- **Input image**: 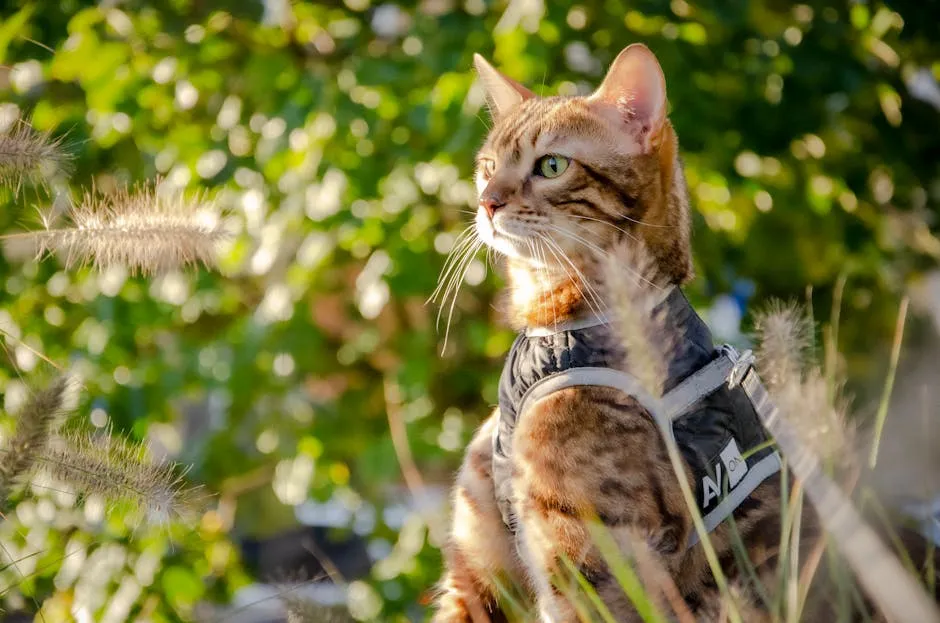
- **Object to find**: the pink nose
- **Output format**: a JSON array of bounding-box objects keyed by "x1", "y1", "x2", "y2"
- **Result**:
[{"x1": 479, "y1": 190, "x2": 507, "y2": 218}]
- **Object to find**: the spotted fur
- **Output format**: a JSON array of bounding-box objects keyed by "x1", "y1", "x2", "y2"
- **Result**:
[{"x1": 434, "y1": 45, "x2": 812, "y2": 622}]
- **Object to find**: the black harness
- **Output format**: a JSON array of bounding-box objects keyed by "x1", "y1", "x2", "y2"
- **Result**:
[{"x1": 492, "y1": 287, "x2": 780, "y2": 544}]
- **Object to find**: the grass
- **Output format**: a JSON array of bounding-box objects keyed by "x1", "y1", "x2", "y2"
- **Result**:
[
  {"x1": 461, "y1": 251, "x2": 940, "y2": 623},
  {"x1": 0, "y1": 119, "x2": 71, "y2": 191},
  {"x1": 0, "y1": 110, "x2": 221, "y2": 617},
  {"x1": 0, "y1": 182, "x2": 227, "y2": 275},
  {"x1": 868, "y1": 297, "x2": 909, "y2": 469}
]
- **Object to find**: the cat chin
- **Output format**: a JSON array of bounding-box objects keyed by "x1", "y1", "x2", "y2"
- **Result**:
[
  {"x1": 475, "y1": 210, "x2": 521, "y2": 258},
  {"x1": 480, "y1": 230, "x2": 524, "y2": 260}
]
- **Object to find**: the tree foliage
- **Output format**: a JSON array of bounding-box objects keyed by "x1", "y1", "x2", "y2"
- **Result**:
[{"x1": 0, "y1": 0, "x2": 937, "y2": 620}]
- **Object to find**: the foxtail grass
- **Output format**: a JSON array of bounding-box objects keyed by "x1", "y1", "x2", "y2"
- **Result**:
[
  {"x1": 755, "y1": 303, "x2": 855, "y2": 473},
  {"x1": 601, "y1": 241, "x2": 744, "y2": 623},
  {"x1": 282, "y1": 593, "x2": 345, "y2": 623},
  {"x1": 753, "y1": 302, "x2": 938, "y2": 623},
  {"x1": 753, "y1": 302, "x2": 814, "y2": 393},
  {"x1": 600, "y1": 242, "x2": 675, "y2": 397},
  {"x1": 0, "y1": 120, "x2": 71, "y2": 190},
  {"x1": 36, "y1": 430, "x2": 204, "y2": 524},
  {"x1": 0, "y1": 373, "x2": 78, "y2": 506},
  {"x1": 1, "y1": 182, "x2": 227, "y2": 275}
]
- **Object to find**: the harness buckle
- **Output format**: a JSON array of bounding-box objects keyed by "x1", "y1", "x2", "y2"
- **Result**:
[{"x1": 721, "y1": 344, "x2": 755, "y2": 389}]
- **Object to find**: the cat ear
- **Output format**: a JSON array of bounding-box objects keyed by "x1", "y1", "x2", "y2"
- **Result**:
[
  {"x1": 590, "y1": 44, "x2": 667, "y2": 152},
  {"x1": 473, "y1": 54, "x2": 534, "y2": 120}
]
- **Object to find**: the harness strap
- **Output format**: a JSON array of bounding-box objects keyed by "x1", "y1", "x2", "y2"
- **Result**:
[
  {"x1": 661, "y1": 351, "x2": 736, "y2": 423},
  {"x1": 517, "y1": 367, "x2": 664, "y2": 431},
  {"x1": 509, "y1": 345, "x2": 782, "y2": 548},
  {"x1": 692, "y1": 452, "x2": 781, "y2": 543},
  {"x1": 518, "y1": 348, "x2": 746, "y2": 433},
  {"x1": 525, "y1": 287, "x2": 677, "y2": 337}
]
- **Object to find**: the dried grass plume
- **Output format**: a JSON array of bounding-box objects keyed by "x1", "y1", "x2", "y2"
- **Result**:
[
  {"x1": 600, "y1": 240, "x2": 677, "y2": 397},
  {"x1": 0, "y1": 120, "x2": 72, "y2": 190},
  {"x1": 753, "y1": 302, "x2": 813, "y2": 393},
  {"x1": 751, "y1": 302, "x2": 937, "y2": 623},
  {"x1": 0, "y1": 373, "x2": 79, "y2": 505},
  {"x1": 753, "y1": 303, "x2": 855, "y2": 472},
  {"x1": 37, "y1": 430, "x2": 205, "y2": 524},
  {"x1": 1, "y1": 182, "x2": 227, "y2": 275}
]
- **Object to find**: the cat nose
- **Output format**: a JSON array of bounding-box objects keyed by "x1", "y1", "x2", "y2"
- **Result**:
[{"x1": 480, "y1": 189, "x2": 507, "y2": 218}]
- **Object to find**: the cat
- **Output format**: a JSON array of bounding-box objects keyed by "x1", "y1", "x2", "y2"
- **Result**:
[
  {"x1": 431, "y1": 43, "x2": 938, "y2": 622},
  {"x1": 431, "y1": 43, "x2": 808, "y2": 622}
]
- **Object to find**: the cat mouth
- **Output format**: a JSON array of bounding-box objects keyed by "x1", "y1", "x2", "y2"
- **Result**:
[
  {"x1": 475, "y1": 208, "x2": 531, "y2": 258},
  {"x1": 477, "y1": 207, "x2": 532, "y2": 239}
]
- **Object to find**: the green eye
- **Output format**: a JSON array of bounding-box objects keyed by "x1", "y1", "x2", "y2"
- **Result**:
[{"x1": 537, "y1": 155, "x2": 569, "y2": 178}]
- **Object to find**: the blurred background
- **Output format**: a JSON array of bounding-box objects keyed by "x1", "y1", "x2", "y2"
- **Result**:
[{"x1": 0, "y1": 0, "x2": 938, "y2": 621}]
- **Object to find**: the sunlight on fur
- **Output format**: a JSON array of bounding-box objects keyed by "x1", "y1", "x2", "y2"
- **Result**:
[{"x1": 433, "y1": 41, "x2": 940, "y2": 623}]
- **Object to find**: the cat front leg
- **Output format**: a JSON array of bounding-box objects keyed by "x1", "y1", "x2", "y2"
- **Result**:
[
  {"x1": 511, "y1": 387, "x2": 692, "y2": 622},
  {"x1": 434, "y1": 410, "x2": 519, "y2": 623}
]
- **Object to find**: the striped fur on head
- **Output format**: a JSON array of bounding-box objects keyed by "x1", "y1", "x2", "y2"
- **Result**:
[{"x1": 472, "y1": 45, "x2": 692, "y2": 329}]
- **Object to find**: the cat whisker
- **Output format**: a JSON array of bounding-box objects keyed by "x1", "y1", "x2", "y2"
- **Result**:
[
  {"x1": 567, "y1": 221, "x2": 664, "y2": 289},
  {"x1": 549, "y1": 245, "x2": 606, "y2": 323},
  {"x1": 430, "y1": 232, "x2": 477, "y2": 326},
  {"x1": 549, "y1": 225, "x2": 661, "y2": 292},
  {"x1": 568, "y1": 214, "x2": 640, "y2": 243},
  {"x1": 532, "y1": 238, "x2": 559, "y2": 331},
  {"x1": 540, "y1": 235, "x2": 606, "y2": 321},
  {"x1": 437, "y1": 236, "x2": 484, "y2": 352},
  {"x1": 428, "y1": 226, "x2": 478, "y2": 304},
  {"x1": 546, "y1": 224, "x2": 610, "y2": 260},
  {"x1": 541, "y1": 228, "x2": 621, "y2": 316},
  {"x1": 436, "y1": 238, "x2": 480, "y2": 326},
  {"x1": 612, "y1": 212, "x2": 674, "y2": 229}
]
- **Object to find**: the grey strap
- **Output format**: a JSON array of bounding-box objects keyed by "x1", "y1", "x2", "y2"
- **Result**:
[
  {"x1": 518, "y1": 350, "x2": 742, "y2": 435},
  {"x1": 517, "y1": 367, "x2": 666, "y2": 430},
  {"x1": 525, "y1": 313, "x2": 610, "y2": 337},
  {"x1": 740, "y1": 368, "x2": 783, "y2": 435},
  {"x1": 525, "y1": 286, "x2": 676, "y2": 337},
  {"x1": 661, "y1": 354, "x2": 736, "y2": 422},
  {"x1": 689, "y1": 451, "x2": 781, "y2": 546}
]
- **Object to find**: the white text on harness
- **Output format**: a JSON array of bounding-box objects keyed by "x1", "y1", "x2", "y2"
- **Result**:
[{"x1": 702, "y1": 438, "x2": 749, "y2": 508}]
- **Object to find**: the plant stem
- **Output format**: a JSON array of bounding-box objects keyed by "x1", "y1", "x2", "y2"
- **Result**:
[{"x1": 868, "y1": 296, "x2": 909, "y2": 469}]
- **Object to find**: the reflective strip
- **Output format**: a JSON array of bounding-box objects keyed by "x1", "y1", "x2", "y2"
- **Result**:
[
  {"x1": 740, "y1": 368, "x2": 781, "y2": 431},
  {"x1": 661, "y1": 354, "x2": 736, "y2": 422},
  {"x1": 525, "y1": 286, "x2": 676, "y2": 337},
  {"x1": 518, "y1": 354, "x2": 739, "y2": 436},
  {"x1": 525, "y1": 313, "x2": 610, "y2": 337},
  {"x1": 688, "y1": 451, "x2": 782, "y2": 547},
  {"x1": 517, "y1": 367, "x2": 665, "y2": 429}
]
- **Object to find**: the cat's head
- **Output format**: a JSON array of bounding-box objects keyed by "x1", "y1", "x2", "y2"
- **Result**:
[{"x1": 472, "y1": 44, "x2": 692, "y2": 292}]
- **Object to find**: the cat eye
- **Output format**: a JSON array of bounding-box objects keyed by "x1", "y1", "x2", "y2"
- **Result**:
[
  {"x1": 479, "y1": 159, "x2": 496, "y2": 179},
  {"x1": 535, "y1": 155, "x2": 569, "y2": 178}
]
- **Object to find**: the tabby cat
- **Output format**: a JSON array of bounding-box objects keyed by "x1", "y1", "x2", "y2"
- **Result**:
[{"x1": 432, "y1": 44, "x2": 813, "y2": 622}]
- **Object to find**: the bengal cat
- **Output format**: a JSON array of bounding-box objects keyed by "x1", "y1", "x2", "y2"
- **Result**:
[{"x1": 430, "y1": 44, "x2": 817, "y2": 623}]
